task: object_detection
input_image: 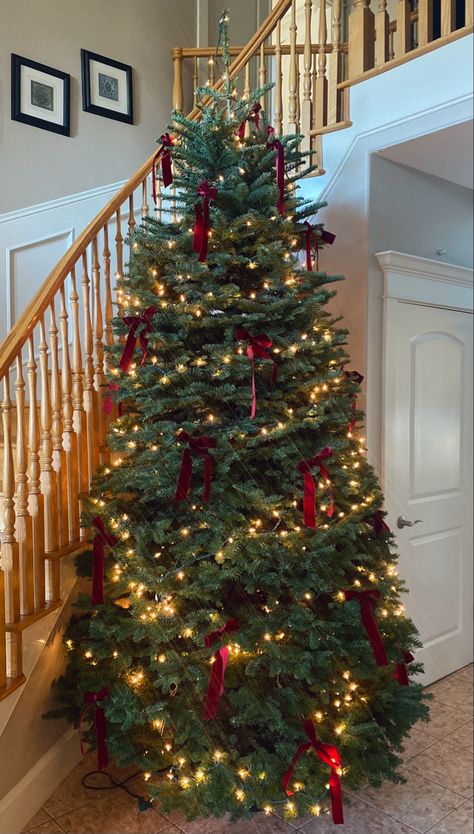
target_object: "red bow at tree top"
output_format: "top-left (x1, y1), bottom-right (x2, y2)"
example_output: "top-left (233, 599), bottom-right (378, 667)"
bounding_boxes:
top-left (174, 431), bottom-right (216, 503)
top-left (193, 181), bottom-right (218, 263)
top-left (371, 510), bottom-right (391, 535)
top-left (266, 126), bottom-right (285, 215)
top-left (91, 517), bottom-right (116, 605)
top-left (203, 618), bottom-right (239, 721)
top-left (303, 223), bottom-right (336, 272)
top-left (235, 327), bottom-right (278, 419)
top-left (152, 133), bottom-right (174, 205)
top-left (395, 650), bottom-right (415, 686)
top-left (344, 589), bottom-right (389, 667)
top-left (237, 103), bottom-right (262, 140)
top-left (283, 719), bottom-right (344, 825)
top-left (296, 447), bottom-right (334, 529)
top-left (119, 306), bottom-right (157, 373)
top-left (80, 687), bottom-right (109, 770)
top-left (343, 369), bottom-right (364, 434)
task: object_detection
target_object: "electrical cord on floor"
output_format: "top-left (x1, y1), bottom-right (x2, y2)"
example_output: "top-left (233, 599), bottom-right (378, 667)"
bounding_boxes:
top-left (81, 768), bottom-right (168, 812)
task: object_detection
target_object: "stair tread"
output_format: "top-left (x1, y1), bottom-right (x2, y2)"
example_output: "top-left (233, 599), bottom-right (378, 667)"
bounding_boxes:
top-left (0, 674), bottom-right (26, 700)
top-left (6, 600), bottom-right (62, 631)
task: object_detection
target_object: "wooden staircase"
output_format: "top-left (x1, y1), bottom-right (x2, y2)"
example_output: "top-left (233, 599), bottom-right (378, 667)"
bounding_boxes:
top-left (0, 0), bottom-right (472, 700)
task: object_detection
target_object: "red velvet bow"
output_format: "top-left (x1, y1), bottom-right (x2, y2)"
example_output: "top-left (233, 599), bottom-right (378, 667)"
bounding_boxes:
top-left (371, 510), bottom-right (391, 535)
top-left (174, 431), bottom-right (216, 503)
top-left (119, 306), bottom-right (157, 373)
top-left (395, 650), bottom-right (415, 685)
top-left (80, 687), bottom-right (109, 770)
top-left (91, 517), bottom-right (116, 605)
top-left (344, 589), bottom-right (389, 667)
top-left (152, 134), bottom-right (174, 204)
top-left (266, 126), bottom-right (285, 215)
top-left (203, 618), bottom-right (239, 721)
top-left (237, 103), bottom-right (262, 140)
top-left (303, 224), bottom-right (336, 271)
top-left (344, 369), bottom-right (364, 433)
top-left (283, 719), bottom-right (344, 825)
top-left (193, 181), bottom-right (218, 263)
top-left (235, 327), bottom-right (278, 419)
top-left (296, 447), bottom-right (334, 529)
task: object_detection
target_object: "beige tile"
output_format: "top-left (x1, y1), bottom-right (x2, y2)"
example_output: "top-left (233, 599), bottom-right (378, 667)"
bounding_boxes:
top-left (356, 767), bottom-right (466, 833)
top-left (445, 719), bottom-right (473, 752)
top-left (43, 754), bottom-right (117, 817)
top-left (414, 699), bottom-right (472, 740)
top-left (300, 796), bottom-right (418, 833)
top-left (400, 728), bottom-right (437, 763)
top-left (428, 798), bottom-right (473, 834)
top-left (54, 789), bottom-right (170, 833)
top-left (22, 809), bottom-right (53, 832)
top-left (427, 675), bottom-right (473, 716)
top-left (406, 738), bottom-right (473, 798)
top-left (179, 812), bottom-right (298, 833)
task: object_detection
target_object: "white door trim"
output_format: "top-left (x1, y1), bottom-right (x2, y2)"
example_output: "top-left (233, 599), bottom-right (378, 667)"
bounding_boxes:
top-left (376, 250), bottom-right (473, 308)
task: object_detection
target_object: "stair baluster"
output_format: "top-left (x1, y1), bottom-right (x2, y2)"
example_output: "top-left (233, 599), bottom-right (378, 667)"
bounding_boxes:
top-left (15, 353), bottom-right (34, 615)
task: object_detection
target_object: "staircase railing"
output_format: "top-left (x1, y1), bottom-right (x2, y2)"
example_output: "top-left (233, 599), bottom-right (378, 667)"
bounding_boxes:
top-left (0, 0), bottom-right (472, 701)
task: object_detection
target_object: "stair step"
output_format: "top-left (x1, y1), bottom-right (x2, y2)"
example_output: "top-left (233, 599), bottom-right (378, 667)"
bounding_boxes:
top-left (0, 674), bottom-right (27, 699)
top-left (6, 601), bottom-right (62, 632)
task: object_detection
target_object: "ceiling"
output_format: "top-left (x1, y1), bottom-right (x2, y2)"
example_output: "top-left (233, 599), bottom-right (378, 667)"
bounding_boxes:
top-left (376, 121), bottom-right (473, 190)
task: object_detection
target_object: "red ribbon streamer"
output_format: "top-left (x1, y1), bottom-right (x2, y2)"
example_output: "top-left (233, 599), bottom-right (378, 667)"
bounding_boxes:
top-left (296, 447), bottom-right (334, 529)
top-left (303, 223), bottom-right (336, 271)
top-left (193, 181), bottom-right (218, 263)
top-left (237, 103), bottom-right (262, 140)
top-left (266, 126), bottom-right (285, 215)
top-left (344, 589), bottom-right (389, 667)
top-left (103, 381), bottom-right (119, 416)
top-left (344, 369), bottom-right (364, 433)
top-left (235, 327), bottom-right (278, 419)
top-left (91, 518), bottom-right (116, 605)
top-left (119, 306), bottom-right (157, 373)
top-left (395, 651), bottom-right (415, 685)
top-left (80, 687), bottom-right (109, 770)
top-left (371, 510), bottom-right (391, 535)
top-left (174, 431), bottom-right (216, 503)
top-left (152, 133), bottom-right (174, 204)
top-left (283, 719), bottom-right (344, 825)
top-left (203, 618), bottom-right (239, 721)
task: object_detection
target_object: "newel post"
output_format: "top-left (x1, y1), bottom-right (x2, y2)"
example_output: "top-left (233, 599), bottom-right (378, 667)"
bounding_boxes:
top-left (172, 48), bottom-right (184, 112)
top-left (348, 0), bottom-right (375, 78)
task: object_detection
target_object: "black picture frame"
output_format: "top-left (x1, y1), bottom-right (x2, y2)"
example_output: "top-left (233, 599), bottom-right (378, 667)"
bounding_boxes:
top-left (11, 54), bottom-right (70, 136)
top-left (81, 49), bottom-right (133, 124)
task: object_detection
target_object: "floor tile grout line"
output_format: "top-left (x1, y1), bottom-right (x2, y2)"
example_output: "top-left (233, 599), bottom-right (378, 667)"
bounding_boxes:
top-left (423, 795), bottom-right (472, 833)
top-left (349, 794), bottom-right (426, 834)
top-left (403, 758), bottom-right (473, 800)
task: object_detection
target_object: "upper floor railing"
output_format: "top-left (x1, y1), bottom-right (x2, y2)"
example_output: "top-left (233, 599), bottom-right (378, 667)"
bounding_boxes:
top-left (0, 0), bottom-right (471, 700)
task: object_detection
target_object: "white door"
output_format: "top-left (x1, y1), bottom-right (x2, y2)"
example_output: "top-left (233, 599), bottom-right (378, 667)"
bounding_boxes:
top-left (379, 251), bottom-right (473, 686)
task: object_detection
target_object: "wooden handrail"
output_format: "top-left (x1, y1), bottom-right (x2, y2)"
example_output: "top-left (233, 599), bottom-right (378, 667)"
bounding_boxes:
top-left (176, 44), bottom-right (339, 58)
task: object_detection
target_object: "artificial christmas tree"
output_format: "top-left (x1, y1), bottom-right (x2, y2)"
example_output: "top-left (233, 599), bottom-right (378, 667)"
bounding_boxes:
top-left (50, 20), bottom-right (429, 825)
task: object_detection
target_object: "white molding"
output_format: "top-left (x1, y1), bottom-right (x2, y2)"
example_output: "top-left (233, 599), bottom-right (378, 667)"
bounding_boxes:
top-left (376, 250), bottom-right (473, 310)
top-left (0, 727), bottom-right (81, 834)
top-left (0, 179), bottom-right (127, 226)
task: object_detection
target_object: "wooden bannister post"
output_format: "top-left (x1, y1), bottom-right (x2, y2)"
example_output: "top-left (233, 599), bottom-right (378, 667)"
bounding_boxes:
top-left (2, 375), bottom-right (21, 643)
top-left (27, 336), bottom-right (45, 608)
top-left (59, 285), bottom-right (80, 542)
top-left (275, 20), bottom-right (283, 135)
top-left (466, 0), bottom-right (473, 27)
top-left (15, 354), bottom-right (34, 616)
top-left (302, 0), bottom-right (313, 141)
top-left (259, 43), bottom-right (267, 109)
top-left (418, 0), bottom-right (434, 45)
top-left (441, 0), bottom-right (456, 35)
top-left (70, 268), bottom-right (88, 535)
top-left (81, 252), bottom-right (99, 483)
top-left (0, 572), bottom-right (6, 689)
top-left (172, 48), bottom-right (184, 112)
top-left (375, 0), bottom-right (390, 65)
top-left (314, 0), bottom-right (329, 129)
top-left (49, 303), bottom-right (67, 556)
top-left (288, 0), bottom-right (299, 133)
top-left (395, 0), bottom-right (412, 56)
top-left (348, 0), bottom-right (375, 77)
top-left (38, 316), bottom-right (59, 562)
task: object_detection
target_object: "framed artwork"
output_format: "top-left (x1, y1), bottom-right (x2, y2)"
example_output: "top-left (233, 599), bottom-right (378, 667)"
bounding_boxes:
top-left (11, 54), bottom-right (70, 136)
top-left (81, 49), bottom-right (133, 124)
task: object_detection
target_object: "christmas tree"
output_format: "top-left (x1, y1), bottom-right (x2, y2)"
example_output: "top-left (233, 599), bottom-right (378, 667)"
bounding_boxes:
top-left (50, 17), bottom-right (429, 825)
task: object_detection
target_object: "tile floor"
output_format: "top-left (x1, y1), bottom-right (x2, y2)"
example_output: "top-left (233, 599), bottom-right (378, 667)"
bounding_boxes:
top-left (23, 666), bottom-right (473, 834)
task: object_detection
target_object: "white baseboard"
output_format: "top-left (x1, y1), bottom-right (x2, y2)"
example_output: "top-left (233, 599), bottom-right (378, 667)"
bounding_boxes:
top-left (0, 727), bottom-right (81, 834)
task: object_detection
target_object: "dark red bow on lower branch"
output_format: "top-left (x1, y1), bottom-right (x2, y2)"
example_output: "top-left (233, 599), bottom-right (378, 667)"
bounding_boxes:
top-left (193, 181), bottom-right (218, 263)
top-left (283, 719), bottom-right (344, 824)
top-left (296, 447), bottom-right (334, 529)
top-left (235, 327), bottom-right (278, 419)
top-left (152, 133), bottom-right (174, 204)
top-left (237, 102), bottom-right (262, 140)
top-left (266, 126), bottom-right (285, 215)
top-left (344, 589), bottom-right (389, 667)
top-left (119, 306), bottom-right (157, 373)
top-left (80, 687), bottom-right (109, 770)
top-left (343, 369), bottom-right (364, 433)
top-left (395, 651), bottom-right (415, 685)
top-left (174, 431), bottom-right (216, 503)
top-left (371, 510), bottom-right (391, 535)
top-left (203, 618), bottom-right (239, 721)
top-left (91, 518), bottom-right (116, 605)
